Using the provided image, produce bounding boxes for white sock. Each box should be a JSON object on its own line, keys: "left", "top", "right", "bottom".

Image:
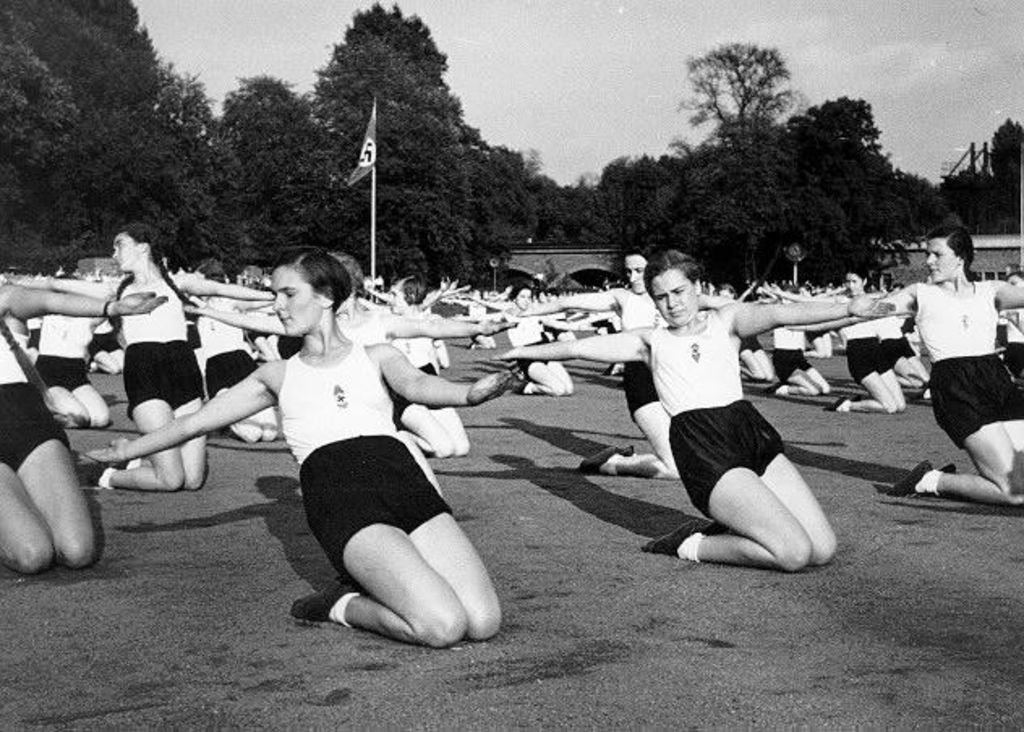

{"left": 837, "top": 399, "right": 852, "bottom": 413}
{"left": 774, "top": 385, "right": 789, "bottom": 396}
{"left": 678, "top": 532, "right": 704, "bottom": 562}
{"left": 328, "top": 592, "right": 360, "bottom": 627}
{"left": 98, "top": 467, "right": 116, "bottom": 490}
{"left": 915, "top": 469, "right": 942, "bottom": 495}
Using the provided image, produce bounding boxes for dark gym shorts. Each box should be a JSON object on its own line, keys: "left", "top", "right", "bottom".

{"left": 204, "top": 349, "right": 257, "bottom": 398}
{"left": 623, "top": 361, "right": 660, "bottom": 415}
{"left": 738, "top": 335, "right": 762, "bottom": 353}
{"left": 277, "top": 336, "right": 303, "bottom": 360}
{"left": 299, "top": 435, "right": 452, "bottom": 576}
{"left": 1003, "top": 342, "right": 1024, "bottom": 378}
{"left": 879, "top": 337, "right": 916, "bottom": 373}
{"left": 845, "top": 337, "right": 887, "bottom": 382}
{"left": 35, "top": 355, "right": 90, "bottom": 391}
{"left": 772, "top": 348, "right": 811, "bottom": 382}
{"left": 0, "top": 382, "right": 68, "bottom": 469}
{"left": 668, "top": 399, "right": 784, "bottom": 516}
{"left": 391, "top": 363, "right": 438, "bottom": 423}
{"left": 87, "top": 329, "right": 120, "bottom": 358}
{"left": 930, "top": 354, "right": 1024, "bottom": 448}
{"left": 123, "top": 340, "right": 204, "bottom": 414}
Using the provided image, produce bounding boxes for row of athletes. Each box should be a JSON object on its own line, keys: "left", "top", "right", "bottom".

{"left": 5, "top": 224, "right": 1023, "bottom": 649}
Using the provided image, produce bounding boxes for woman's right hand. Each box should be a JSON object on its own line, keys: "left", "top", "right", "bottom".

{"left": 86, "top": 437, "right": 132, "bottom": 464}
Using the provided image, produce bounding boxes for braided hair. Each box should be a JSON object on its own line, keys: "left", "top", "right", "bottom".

{"left": 113, "top": 223, "right": 191, "bottom": 304}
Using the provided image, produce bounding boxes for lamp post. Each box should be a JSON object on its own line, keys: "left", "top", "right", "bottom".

{"left": 784, "top": 243, "right": 807, "bottom": 285}
{"left": 488, "top": 257, "right": 499, "bottom": 294}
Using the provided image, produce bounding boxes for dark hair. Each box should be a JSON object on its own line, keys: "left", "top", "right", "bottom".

{"left": 114, "top": 222, "right": 190, "bottom": 304}
{"left": 718, "top": 282, "right": 737, "bottom": 297}
{"left": 329, "top": 251, "right": 364, "bottom": 296}
{"left": 925, "top": 223, "right": 974, "bottom": 279}
{"left": 394, "top": 276, "right": 427, "bottom": 306}
{"left": 196, "top": 258, "right": 226, "bottom": 282}
{"left": 643, "top": 249, "right": 703, "bottom": 294}
{"left": 274, "top": 247, "right": 352, "bottom": 310}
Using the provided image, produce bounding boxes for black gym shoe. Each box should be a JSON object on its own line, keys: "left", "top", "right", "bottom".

{"left": 824, "top": 397, "right": 850, "bottom": 412}
{"left": 939, "top": 463, "right": 957, "bottom": 474}
{"left": 642, "top": 515, "right": 721, "bottom": 556}
{"left": 883, "top": 460, "right": 933, "bottom": 497}
{"left": 290, "top": 579, "right": 361, "bottom": 623}
{"left": 578, "top": 445, "right": 635, "bottom": 474}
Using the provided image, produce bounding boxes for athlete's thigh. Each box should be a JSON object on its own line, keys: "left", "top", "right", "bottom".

{"left": 963, "top": 423, "right": 1017, "bottom": 489}
{"left": 132, "top": 399, "right": 187, "bottom": 474}
{"left": 706, "top": 467, "right": 809, "bottom": 553}
{"left": 409, "top": 512, "right": 498, "bottom": 618}
{"left": 0, "top": 464, "right": 52, "bottom": 562}
{"left": 759, "top": 454, "right": 835, "bottom": 550}
{"left": 342, "top": 522, "right": 464, "bottom": 621}
{"left": 632, "top": 401, "right": 677, "bottom": 470}
{"left": 72, "top": 384, "right": 110, "bottom": 424}
{"left": 18, "top": 440, "right": 93, "bottom": 551}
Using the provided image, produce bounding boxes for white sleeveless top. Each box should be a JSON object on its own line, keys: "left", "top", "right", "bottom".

{"left": 0, "top": 329, "right": 29, "bottom": 385}
{"left": 619, "top": 291, "right": 660, "bottom": 330}
{"left": 196, "top": 297, "right": 249, "bottom": 357}
{"left": 916, "top": 282, "right": 998, "bottom": 362}
{"left": 772, "top": 326, "right": 806, "bottom": 350}
{"left": 340, "top": 313, "right": 391, "bottom": 347}
{"left": 650, "top": 312, "right": 743, "bottom": 415}
{"left": 120, "top": 277, "right": 188, "bottom": 345}
{"left": 839, "top": 317, "right": 878, "bottom": 342}
{"left": 38, "top": 314, "right": 94, "bottom": 359}
{"left": 874, "top": 315, "right": 906, "bottom": 340}
{"left": 277, "top": 344, "right": 397, "bottom": 464}
{"left": 506, "top": 315, "right": 545, "bottom": 347}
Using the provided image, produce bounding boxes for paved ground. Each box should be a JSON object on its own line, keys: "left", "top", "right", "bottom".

{"left": 3, "top": 343, "right": 1024, "bottom": 728}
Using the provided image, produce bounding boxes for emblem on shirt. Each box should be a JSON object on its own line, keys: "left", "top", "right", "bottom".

{"left": 333, "top": 384, "right": 348, "bottom": 408}
{"left": 691, "top": 344, "right": 701, "bottom": 363}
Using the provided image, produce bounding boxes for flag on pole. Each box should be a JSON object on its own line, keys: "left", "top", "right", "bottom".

{"left": 347, "top": 99, "right": 377, "bottom": 186}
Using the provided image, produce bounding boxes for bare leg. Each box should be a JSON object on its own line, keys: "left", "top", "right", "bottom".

{"left": 932, "top": 422, "right": 1024, "bottom": 505}
{"left": 340, "top": 514, "right": 499, "bottom": 646}
{"left": 106, "top": 399, "right": 207, "bottom": 491}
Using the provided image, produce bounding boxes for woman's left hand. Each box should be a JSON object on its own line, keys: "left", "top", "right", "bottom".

{"left": 847, "top": 293, "right": 894, "bottom": 319}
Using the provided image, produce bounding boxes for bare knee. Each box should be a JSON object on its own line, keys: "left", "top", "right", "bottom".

{"left": 772, "top": 538, "right": 813, "bottom": 573}
{"left": 410, "top": 607, "right": 469, "bottom": 648}
{"left": 7, "top": 541, "right": 54, "bottom": 574}
{"left": 59, "top": 537, "right": 98, "bottom": 569}
{"left": 466, "top": 606, "right": 501, "bottom": 641}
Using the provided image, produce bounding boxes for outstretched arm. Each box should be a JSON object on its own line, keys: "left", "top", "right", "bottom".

{"left": 499, "top": 329, "right": 650, "bottom": 365}
{"left": 0, "top": 285, "right": 166, "bottom": 322}
{"left": 87, "top": 368, "right": 280, "bottom": 463}
{"left": 730, "top": 296, "right": 893, "bottom": 339}
{"left": 385, "top": 314, "right": 512, "bottom": 340}
{"left": 185, "top": 304, "right": 286, "bottom": 336}
{"left": 523, "top": 289, "right": 622, "bottom": 317}
{"left": 371, "top": 345, "right": 515, "bottom": 407}
{"left": 179, "top": 276, "right": 274, "bottom": 302}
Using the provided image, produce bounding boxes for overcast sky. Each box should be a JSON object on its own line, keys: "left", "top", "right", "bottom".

{"left": 132, "top": 0, "right": 1024, "bottom": 185}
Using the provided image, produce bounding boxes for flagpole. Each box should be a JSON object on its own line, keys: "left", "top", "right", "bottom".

{"left": 371, "top": 163, "right": 377, "bottom": 283}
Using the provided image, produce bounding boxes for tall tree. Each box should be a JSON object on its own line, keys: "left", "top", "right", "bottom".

{"left": 218, "top": 76, "right": 327, "bottom": 262}
{"left": 312, "top": 4, "right": 475, "bottom": 282}
{"left": 682, "top": 43, "right": 796, "bottom": 129}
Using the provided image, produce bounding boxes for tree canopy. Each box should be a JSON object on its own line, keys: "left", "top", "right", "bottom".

{"left": 2, "top": 2, "right": 996, "bottom": 289}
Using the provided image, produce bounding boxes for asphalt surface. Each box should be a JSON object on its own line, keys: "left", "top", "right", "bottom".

{"left": 3, "top": 344, "right": 1024, "bottom": 728}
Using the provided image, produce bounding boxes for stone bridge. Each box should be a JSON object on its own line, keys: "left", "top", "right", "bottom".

{"left": 503, "top": 241, "right": 622, "bottom": 287}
